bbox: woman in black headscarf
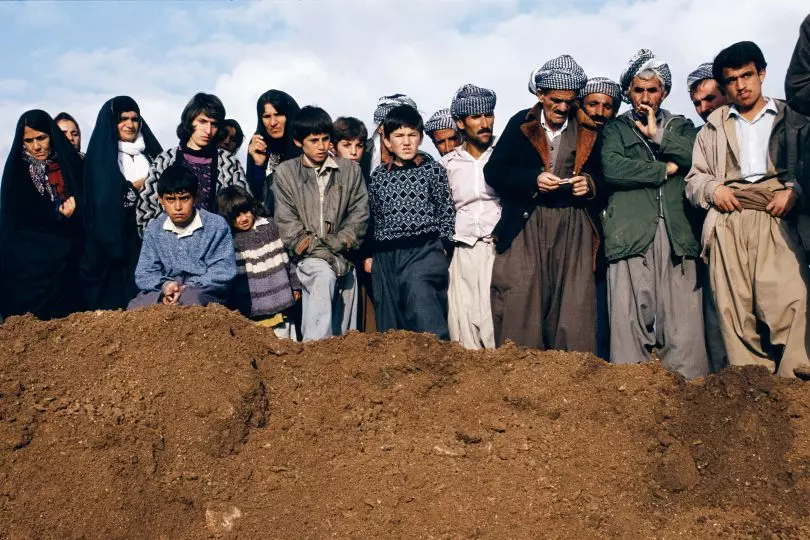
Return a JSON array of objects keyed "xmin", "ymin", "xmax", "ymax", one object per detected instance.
[
  {"xmin": 0, "ymin": 109, "xmax": 83, "ymax": 320},
  {"xmin": 246, "ymin": 90, "xmax": 302, "ymax": 213},
  {"xmin": 80, "ymin": 96, "xmax": 163, "ymax": 310}
]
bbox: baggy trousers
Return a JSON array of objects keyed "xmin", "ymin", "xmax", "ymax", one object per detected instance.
[
  {"xmin": 371, "ymin": 239, "xmax": 450, "ymax": 340},
  {"xmin": 448, "ymin": 240, "xmax": 496, "ymax": 349},
  {"xmin": 710, "ymin": 209, "xmax": 810, "ymax": 377},
  {"xmin": 490, "ymin": 206, "xmax": 596, "ymax": 352},
  {"xmin": 127, "ymin": 286, "xmax": 222, "ymax": 309},
  {"xmin": 296, "ymin": 258, "xmax": 357, "ymax": 342},
  {"xmin": 608, "ymin": 219, "xmax": 709, "ymax": 379}
]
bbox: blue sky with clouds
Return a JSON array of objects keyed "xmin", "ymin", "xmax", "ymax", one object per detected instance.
[{"xmin": 0, "ymin": 0, "xmax": 808, "ymax": 163}]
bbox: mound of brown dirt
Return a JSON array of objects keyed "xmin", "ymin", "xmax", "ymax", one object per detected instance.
[{"xmin": 1, "ymin": 306, "xmax": 809, "ymax": 538}]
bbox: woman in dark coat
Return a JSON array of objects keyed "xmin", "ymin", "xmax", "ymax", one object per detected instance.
[
  {"xmin": 246, "ymin": 90, "xmax": 302, "ymax": 213},
  {"xmin": 80, "ymin": 96, "xmax": 163, "ymax": 310},
  {"xmin": 0, "ymin": 109, "xmax": 83, "ymax": 319}
]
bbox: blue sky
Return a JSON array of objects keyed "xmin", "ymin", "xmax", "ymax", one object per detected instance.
[{"xmin": 0, "ymin": 0, "xmax": 808, "ymax": 163}]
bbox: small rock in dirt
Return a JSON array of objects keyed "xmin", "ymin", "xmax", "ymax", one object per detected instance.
[
  {"xmin": 433, "ymin": 445, "xmax": 466, "ymax": 457},
  {"xmin": 205, "ymin": 504, "xmax": 243, "ymax": 533}
]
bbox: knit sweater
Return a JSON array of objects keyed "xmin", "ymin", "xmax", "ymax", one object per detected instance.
[
  {"xmin": 368, "ymin": 156, "xmax": 455, "ymax": 250},
  {"xmin": 231, "ymin": 217, "xmax": 301, "ymax": 318},
  {"xmin": 134, "ymin": 209, "xmax": 237, "ymax": 297}
]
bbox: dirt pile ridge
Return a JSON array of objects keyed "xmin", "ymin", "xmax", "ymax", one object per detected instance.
[{"xmin": 1, "ymin": 305, "xmax": 809, "ymax": 538}]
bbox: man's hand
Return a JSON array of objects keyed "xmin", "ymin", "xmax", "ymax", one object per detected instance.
[
  {"xmin": 766, "ymin": 189, "xmax": 798, "ymax": 218},
  {"xmin": 363, "ymin": 257, "xmax": 373, "ymax": 273},
  {"xmin": 712, "ymin": 185, "xmax": 743, "ymax": 213},
  {"xmin": 537, "ymin": 172, "xmax": 561, "ymax": 193},
  {"xmin": 248, "ymin": 134, "xmax": 267, "ymax": 167},
  {"xmin": 292, "ymin": 290, "xmax": 302, "ymax": 302},
  {"xmin": 58, "ymin": 196, "xmax": 76, "ymax": 218},
  {"xmin": 634, "ymin": 104, "xmax": 658, "ymax": 140},
  {"xmin": 665, "ymin": 162, "xmax": 678, "ymax": 177},
  {"xmin": 295, "ymin": 235, "xmax": 313, "ymax": 256},
  {"xmin": 132, "ymin": 178, "xmax": 146, "ymax": 191},
  {"xmin": 570, "ymin": 175, "xmax": 591, "ymax": 197},
  {"xmin": 161, "ymin": 281, "xmax": 183, "ymax": 305}
]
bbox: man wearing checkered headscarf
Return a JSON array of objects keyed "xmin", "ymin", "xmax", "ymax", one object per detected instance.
[
  {"xmin": 687, "ymin": 62, "xmax": 727, "ymax": 122},
  {"xmin": 578, "ymin": 76, "xmax": 622, "ymax": 128},
  {"xmin": 441, "ymin": 84, "xmax": 499, "ymax": 349},
  {"xmin": 424, "ymin": 108, "xmax": 459, "ymax": 156},
  {"xmin": 363, "ymin": 93, "xmax": 418, "ymax": 172},
  {"xmin": 599, "ymin": 49, "xmax": 708, "ymax": 379},
  {"xmin": 484, "ymin": 55, "xmax": 605, "ymax": 353}
]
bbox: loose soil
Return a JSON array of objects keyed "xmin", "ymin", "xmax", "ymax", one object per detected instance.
[{"xmin": 1, "ymin": 305, "xmax": 809, "ymax": 539}]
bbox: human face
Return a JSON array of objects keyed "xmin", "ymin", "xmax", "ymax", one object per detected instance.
[
  {"xmin": 117, "ymin": 111, "xmax": 141, "ymax": 143},
  {"xmin": 57, "ymin": 119, "xmax": 81, "ymax": 151},
  {"xmin": 233, "ymin": 210, "xmax": 255, "ymax": 232},
  {"xmin": 721, "ymin": 62, "xmax": 765, "ymax": 113},
  {"xmin": 261, "ymin": 103, "xmax": 286, "ymax": 139},
  {"xmin": 159, "ymin": 191, "xmax": 196, "ymax": 227},
  {"xmin": 385, "ymin": 126, "xmax": 422, "ymax": 164},
  {"xmin": 188, "ymin": 113, "xmax": 219, "ymax": 150},
  {"xmin": 335, "ymin": 138, "xmax": 365, "ymax": 162},
  {"xmin": 22, "ymin": 125, "xmax": 51, "ymax": 161},
  {"xmin": 538, "ymin": 89, "xmax": 577, "ymax": 131},
  {"xmin": 219, "ymin": 126, "xmax": 238, "ymax": 153},
  {"xmin": 457, "ymin": 113, "xmax": 494, "ymax": 149},
  {"xmin": 429, "ymin": 128, "xmax": 459, "ymax": 156},
  {"xmin": 581, "ymin": 93, "xmax": 616, "ymax": 127},
  {"xmin": 295, "ymin": 133, "xmax": 331, "ymax": 166},
  {"xmin": 629, "ymin": 76, "xmax": 667, "ymax": 115},
  {"xmin": 691, "ymin": 79, "xmax": 728, "ymax": 122}
]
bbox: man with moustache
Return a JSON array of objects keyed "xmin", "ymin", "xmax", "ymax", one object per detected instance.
[
  {"xmin": 442, "ymin": 84, "xmax": 499, "ymax": 349},
  {"xmin": 485, "ymin": 55, "xmax": 602, "ymax": 352},
  {"xmin": 687, "ymin": 62, "xmax": 728, "ymax": 123},
  {"xmin": 578, "ymin": 77, "xmax": 622, "ymax": 128},
  {"xmin": 426, "ymin": 108, "xmax": 460, "ymax": 157},
  {"xmin": 601, "ymin": 49, "xmax": 707, "ymax": 378}
]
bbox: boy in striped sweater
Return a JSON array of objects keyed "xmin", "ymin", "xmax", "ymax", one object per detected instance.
[{"xmin": 216, "ymin": 186, "xmax": 301, "ymax": 339}]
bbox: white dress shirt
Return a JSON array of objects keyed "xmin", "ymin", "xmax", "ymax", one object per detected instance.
[{"xmin": 728, "ymin": 98, "xmax": 778, "ymax": 182}]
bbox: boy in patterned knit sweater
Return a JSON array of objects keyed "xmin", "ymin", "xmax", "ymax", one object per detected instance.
[
  {"xmin": 367, "ymin": 105, "xmax": 456, "ymax": 339},
  {"xmin": 216, "ymin": 186, "xmax": 301, "ymax": 339}
]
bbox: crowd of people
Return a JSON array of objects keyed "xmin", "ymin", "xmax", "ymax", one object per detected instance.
[{"xmin": 2, "ymin": 15, "xmax": 810, "ymax": 380}]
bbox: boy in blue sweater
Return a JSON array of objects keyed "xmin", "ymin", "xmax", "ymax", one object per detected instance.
[
  {"xmin": 367, "ymin": 105, "xmax": 455, "ymax": 339},
  {"xmin": 128, "ymin": 164, "xmax": 237, "ymax": 308}
]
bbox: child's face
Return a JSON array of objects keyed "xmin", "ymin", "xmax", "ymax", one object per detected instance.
[
  {"xmin": 295, "ymin": 133, "xmax": 331, "ymax": 166},
  {"xmin": 335, "ymin": 138, "xmax": 365, "ymax": 162},
  {"xmin": 384, "ymin": 126, "xmax": 422, "ymax": 163},
  {"xmin": 159, "ymin": 191, "xmax": 196, "ymax": 227},
  {"xmin": 233, "ymin": 211, "xmax": 255, "ymax": 232}
]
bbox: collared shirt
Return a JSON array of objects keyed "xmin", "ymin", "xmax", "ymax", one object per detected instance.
[
  {"xmin": 301, "ymin": 154, "xmax": 339, "ymax": 236},
  {"xmin": 728, "ymin": 98, "xmax": 778, "ymax": 182},
  {"xmin": 540, "ymin": 110, "xmax": 568, "ymax": 143},
  {"xmin": 162, "ymin": 210, "xmax": 203, "ymax": 238},
  {"xmin": 441, "ymin": 141, "xmax": 501, "ymax": 246}
]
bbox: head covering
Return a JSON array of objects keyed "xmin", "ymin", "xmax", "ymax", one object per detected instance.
[
  {"xmin": 372, "ymin": 94, "xmax": 418, "ymax": 125},
  {"xmin": 254, "ymin": 89, "xmax": 301, "ymax": 158},
  {"xmin": 578, "ymin": 77, "xmax": 622, "ymax": 105},
  {"xmin": 687, "ymin": 62, "xmax": 714, "ymax": 91},
  {"xmin": 424, "ymin": 108, "xmax": 456, "ymax": 134},
  {"xmin": 619, "ymin": 49, "xmax": 673, "ymax": 103},
  {"xmin": 450, "ymin": 84, "xmax": 497, "ymax": 119},
  {"xmin": 82, "ymin": 97, "xmax": 163, "ymax": 260},
  {"xmin": 528, "ymin": 55, "xmax": 588, "ymax": 94}
]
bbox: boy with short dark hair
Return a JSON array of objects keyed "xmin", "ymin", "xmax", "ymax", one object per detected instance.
[
  {"xmin": 272, "ymin": 106, "xmax": 369, "ymax": 341},
  {"xmin": 128, "ymin": 163, "xmax": 237, "ymax": 309},
  {"xmin": 332, "ymin": 116, "xmax": 368, "ymax": 163},
  {"xmin": 367, "ymin": 104, "xmax": 455, "ymax": 339}
]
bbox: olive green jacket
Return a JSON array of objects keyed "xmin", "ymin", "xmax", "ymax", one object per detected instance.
[{"xmin": 599, "ymin": 110, "xmax": 703, "ymax": 262}]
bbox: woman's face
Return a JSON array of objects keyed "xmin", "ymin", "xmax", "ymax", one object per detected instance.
[
  {"xmin": 261, "ymin": 103, "xmax": 286, "ymax": 140},
  {"xmin": 117, "ymin": 111, "xmax": 141, "ymax": 143},
  {"xmin": 23, "ymin": 125, "xmax": 51, "ymax": 161},
  {"xmin": 57, "ymin": 119, "xmax": 81, "ymax": 151}
]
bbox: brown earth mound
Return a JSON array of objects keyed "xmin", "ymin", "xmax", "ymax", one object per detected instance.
[{"xmin": 1, "ymin": 305, "xmax": 810, "ymax": 538}]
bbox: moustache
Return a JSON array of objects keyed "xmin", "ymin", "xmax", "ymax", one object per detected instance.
[
  {"xmin": 476, "ymin": 128, "xmax": 493, "ymax": 135},
  {"xmin": 591, "ymin": 115, "xmax": 608, "ymax": 124}
]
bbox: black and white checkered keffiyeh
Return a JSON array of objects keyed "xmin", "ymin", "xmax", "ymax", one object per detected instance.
[
  {"xmin": 527, "ymin": 55, "xmax": 588, "ymax": 94},
  {"xmin": 450, "ymin": 83, "xmax": 496, "ymax": 118},
  {"xmin": 373, "ymin": 94, "xmax": 418, "ymax": 124},
  {"xmin": 619, "ymin": 49, "xmax": 672, "ymax": 103},
  {"xmin": 578, "ymin": 77, "xmax": 622, "ymax": 105},
  {"xmin": 686, "ymin": 62, "xmax": 714, "ymax": 91},
  {"xmin": 424, "ymin": 109, "xmax": 456, "ymax": 134}
]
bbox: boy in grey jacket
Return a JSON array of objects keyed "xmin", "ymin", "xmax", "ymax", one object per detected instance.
[{"xmin": 272, "ymin": 106, "xmax": 369, "ymax": 341}]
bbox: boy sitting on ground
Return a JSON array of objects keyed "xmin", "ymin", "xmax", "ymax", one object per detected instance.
[{"xmin": 128, "ymin": 164, "xmax": 236, "ymax": 308}]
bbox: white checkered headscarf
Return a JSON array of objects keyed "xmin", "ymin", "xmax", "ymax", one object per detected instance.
[
  {"xmin": 619, "ymin": 49, "xmax": 672, "ymax": 103},
  {"xmin": 687, "ymin": 62, "xmax": 714, "ymax": 91},
  {"xmin": 528, "ymin": 55, "xmax": 588, "ymax": 94},
  {"xmin": 450, "ymin": 84, "xmax": 496, "ymax": 118},
  {"xmin": 373, "ymin": 94, "xmax": 418, "ymax": 124},
  {"xmin": 424, "ymin": 108, "xmax": 456, "ymax": 134},
  {"xmin": 578, "ymin": 77, "xmax": 622, "ymax": 105}
]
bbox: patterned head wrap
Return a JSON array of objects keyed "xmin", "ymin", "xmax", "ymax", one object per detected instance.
[
  {"xmin": 424, "ymin": 108, "xmax": 456, "ymax": 134},
  {"xmin": 528, "ymin": 55, "xmax": 588, "ymax": 94},
  {"xmin": 578, "ymin": 77, "xmax": 622, "ymax": 105},
  {"xmin": 687, "ymin": 62, "xmax": 714, "ymax": 91},
  {"xmin": 373, "ymin": 94, "xmax": 418, "ymax": 124},
  {"xmin": 619, "ymin": 49, "xmax": 672, "ymax": 103},
  {"xmin": 450, "ymin": 84, "xmax": 496, "ymax": 118}
]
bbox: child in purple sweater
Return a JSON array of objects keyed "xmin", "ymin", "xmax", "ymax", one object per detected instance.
[{"xmin": 216, "ymin": 186, "xmax": 301, "ymax": 338}]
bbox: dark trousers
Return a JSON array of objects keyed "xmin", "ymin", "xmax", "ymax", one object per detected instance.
[{"xmin": 371, "ymin": 239, "xmax": 450, "ymax": 340}]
